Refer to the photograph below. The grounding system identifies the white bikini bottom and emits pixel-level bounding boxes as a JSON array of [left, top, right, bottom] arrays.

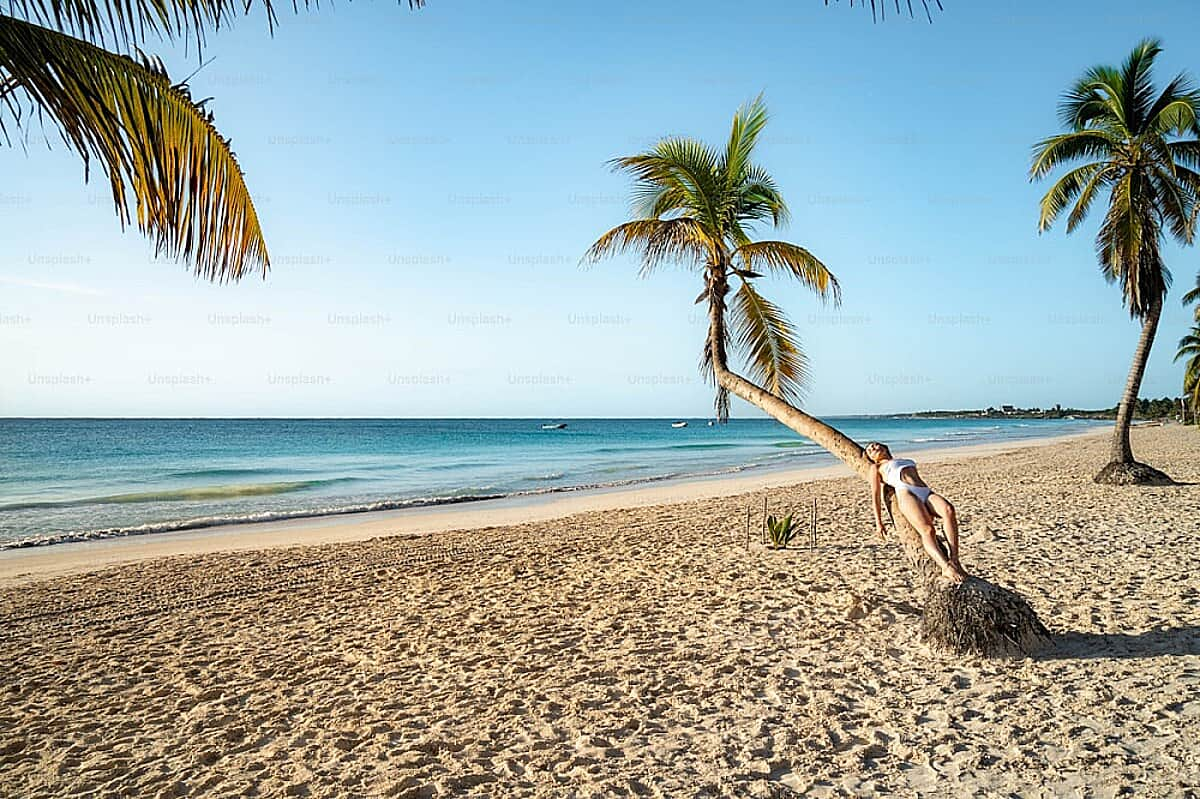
[[897, 484, 932, 505]]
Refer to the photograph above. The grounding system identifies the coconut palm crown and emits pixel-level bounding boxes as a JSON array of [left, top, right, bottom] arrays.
[[1031, 38, 1200, 482], [584, 97, 840, 421]]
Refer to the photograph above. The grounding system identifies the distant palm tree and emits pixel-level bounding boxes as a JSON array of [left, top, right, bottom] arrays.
[[586, 98, 1051, 658], [1, 0, 424, 281], [1176, 327, 1200, 423], [1031, 39, 1200, 485], [1186, 276, 1200, 322]]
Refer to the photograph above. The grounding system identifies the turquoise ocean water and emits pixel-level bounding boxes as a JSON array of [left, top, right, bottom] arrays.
[[0, 417, 1105, 548]]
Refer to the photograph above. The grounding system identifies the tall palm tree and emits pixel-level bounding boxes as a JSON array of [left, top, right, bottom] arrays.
[[1176, 326, 1200, 424], [1031, 39, 1200, 485], [1, 0, 424, 281], [586, 98, 1051, 658]]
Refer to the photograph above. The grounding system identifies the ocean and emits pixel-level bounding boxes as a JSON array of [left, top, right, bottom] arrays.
[[0, 416, 1105, 548]]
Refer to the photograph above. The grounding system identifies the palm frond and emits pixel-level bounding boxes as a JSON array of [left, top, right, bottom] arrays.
[[613, 138, 724, 231], [730, 279, 809, 402], [733, 240, 841, 304], [5, 0, 425, 53], [723, 94, 768, 190], [1037, 161, 1104, 232], [1118, 38, 1162, 133], [582, 217, 712, 277], [822, 0, 943, 23], [1059, 66, 1126, 131], [1066, 164, 1116, 232], [0, 15, 268, 280], [737, 163, 790, 228], [1029, 131, 1114, 180]]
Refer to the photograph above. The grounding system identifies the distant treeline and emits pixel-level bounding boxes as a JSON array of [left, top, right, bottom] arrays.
[[909, 398, 1186, 421]]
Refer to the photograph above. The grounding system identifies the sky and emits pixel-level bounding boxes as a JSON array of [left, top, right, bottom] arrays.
[[1, 0, 1198, 418]]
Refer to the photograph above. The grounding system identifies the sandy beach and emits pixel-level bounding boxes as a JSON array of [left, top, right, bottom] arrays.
[[1, 424, 1198, 797]]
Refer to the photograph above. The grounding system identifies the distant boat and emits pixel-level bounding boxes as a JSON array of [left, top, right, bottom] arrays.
[[671, 421, 688, 428], [707, 420, 714, 426], [541, 423, 567, 430]]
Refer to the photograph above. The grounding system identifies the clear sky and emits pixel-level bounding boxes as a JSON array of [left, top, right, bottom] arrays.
[[1, 0, 1197, 418]]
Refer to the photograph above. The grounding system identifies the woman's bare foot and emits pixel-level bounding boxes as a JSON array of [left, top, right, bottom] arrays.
[[941, 563, 967, 584]]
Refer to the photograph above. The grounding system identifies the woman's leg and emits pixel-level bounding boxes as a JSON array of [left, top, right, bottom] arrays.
[[896, 490, 964, 582], [926, 494, 962, 569]]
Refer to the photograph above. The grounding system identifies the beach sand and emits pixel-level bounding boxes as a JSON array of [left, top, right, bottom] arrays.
[[1, 425, 1197, 797]]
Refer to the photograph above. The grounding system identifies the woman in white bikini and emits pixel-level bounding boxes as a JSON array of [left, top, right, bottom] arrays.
[[864, 442, 967, 584]]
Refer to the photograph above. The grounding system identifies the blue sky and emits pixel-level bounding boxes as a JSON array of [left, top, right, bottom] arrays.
[[1, 0, 1197, 417]]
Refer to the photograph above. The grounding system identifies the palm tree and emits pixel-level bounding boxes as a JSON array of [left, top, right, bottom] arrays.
[[1031, 39, 1200, 485], [1176, 327, 1200, 424], [1, 0, 424, 281], [586, 98, 1050, 658]]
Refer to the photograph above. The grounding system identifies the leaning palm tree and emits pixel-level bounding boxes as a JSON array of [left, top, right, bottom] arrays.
[[585, 97, 1050, 658], [1, 0, 424, 281], [1178, 327, 1200, 423], [1031, 39, 1200, 485]]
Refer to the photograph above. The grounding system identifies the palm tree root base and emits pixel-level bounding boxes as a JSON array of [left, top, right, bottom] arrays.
[[920, 576, 1052, 658], [1092, 460, 1173, 486]]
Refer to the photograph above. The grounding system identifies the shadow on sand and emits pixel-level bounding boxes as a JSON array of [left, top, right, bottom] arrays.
[[1037, 626, 1200, 660]]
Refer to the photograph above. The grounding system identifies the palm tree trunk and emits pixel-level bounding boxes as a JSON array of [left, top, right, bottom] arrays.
[[705, 292, 1050, 657], [1094, 295, 1172, 485]]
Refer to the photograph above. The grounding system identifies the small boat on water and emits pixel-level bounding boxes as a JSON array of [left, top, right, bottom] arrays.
[[541, 423, 567, 430], [671, 421, 688, 428]]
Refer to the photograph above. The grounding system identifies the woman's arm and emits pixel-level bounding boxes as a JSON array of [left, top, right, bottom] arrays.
[[870, 467, 886, 540]]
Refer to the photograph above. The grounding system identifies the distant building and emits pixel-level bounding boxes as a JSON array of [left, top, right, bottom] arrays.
[[1001, 405, 1016, 414]]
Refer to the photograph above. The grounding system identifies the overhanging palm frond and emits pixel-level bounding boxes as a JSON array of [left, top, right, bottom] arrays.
[[6, 0, 426, 52], [582, 217, 712, 277], [0, 15, 267, 280], [822, 0, 943, 23], [733, 241, 841, 304], [730, 280, 808, 401]]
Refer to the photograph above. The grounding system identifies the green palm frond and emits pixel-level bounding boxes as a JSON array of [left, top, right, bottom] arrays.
[[822, 0, 943, 23], [1038, 161, 1105, 232], [1177, 328, 1200, 415], [730, 279, 808, 401], [582, 217, 712, 277], [1183, 275, 1200, 310], [1029, 131, 1114, 181], [737, 164, 790, 228], [733, 241, 841, 304], [614, 138, 723, 230], [723, 95, 769, 191], [1, 15, 267, 280], [6, 0, 425, 52]]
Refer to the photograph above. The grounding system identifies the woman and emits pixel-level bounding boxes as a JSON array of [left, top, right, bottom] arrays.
[[865, 442, 967, 584]]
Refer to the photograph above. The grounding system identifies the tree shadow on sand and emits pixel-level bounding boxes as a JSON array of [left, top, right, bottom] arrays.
[[1037, 626, 1200, 660]]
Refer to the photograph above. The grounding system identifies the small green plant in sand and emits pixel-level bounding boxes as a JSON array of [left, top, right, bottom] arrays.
[[765, 514, 798, 549]]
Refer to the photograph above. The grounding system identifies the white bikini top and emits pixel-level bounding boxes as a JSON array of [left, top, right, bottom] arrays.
[[880, 458, 916, 489]]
